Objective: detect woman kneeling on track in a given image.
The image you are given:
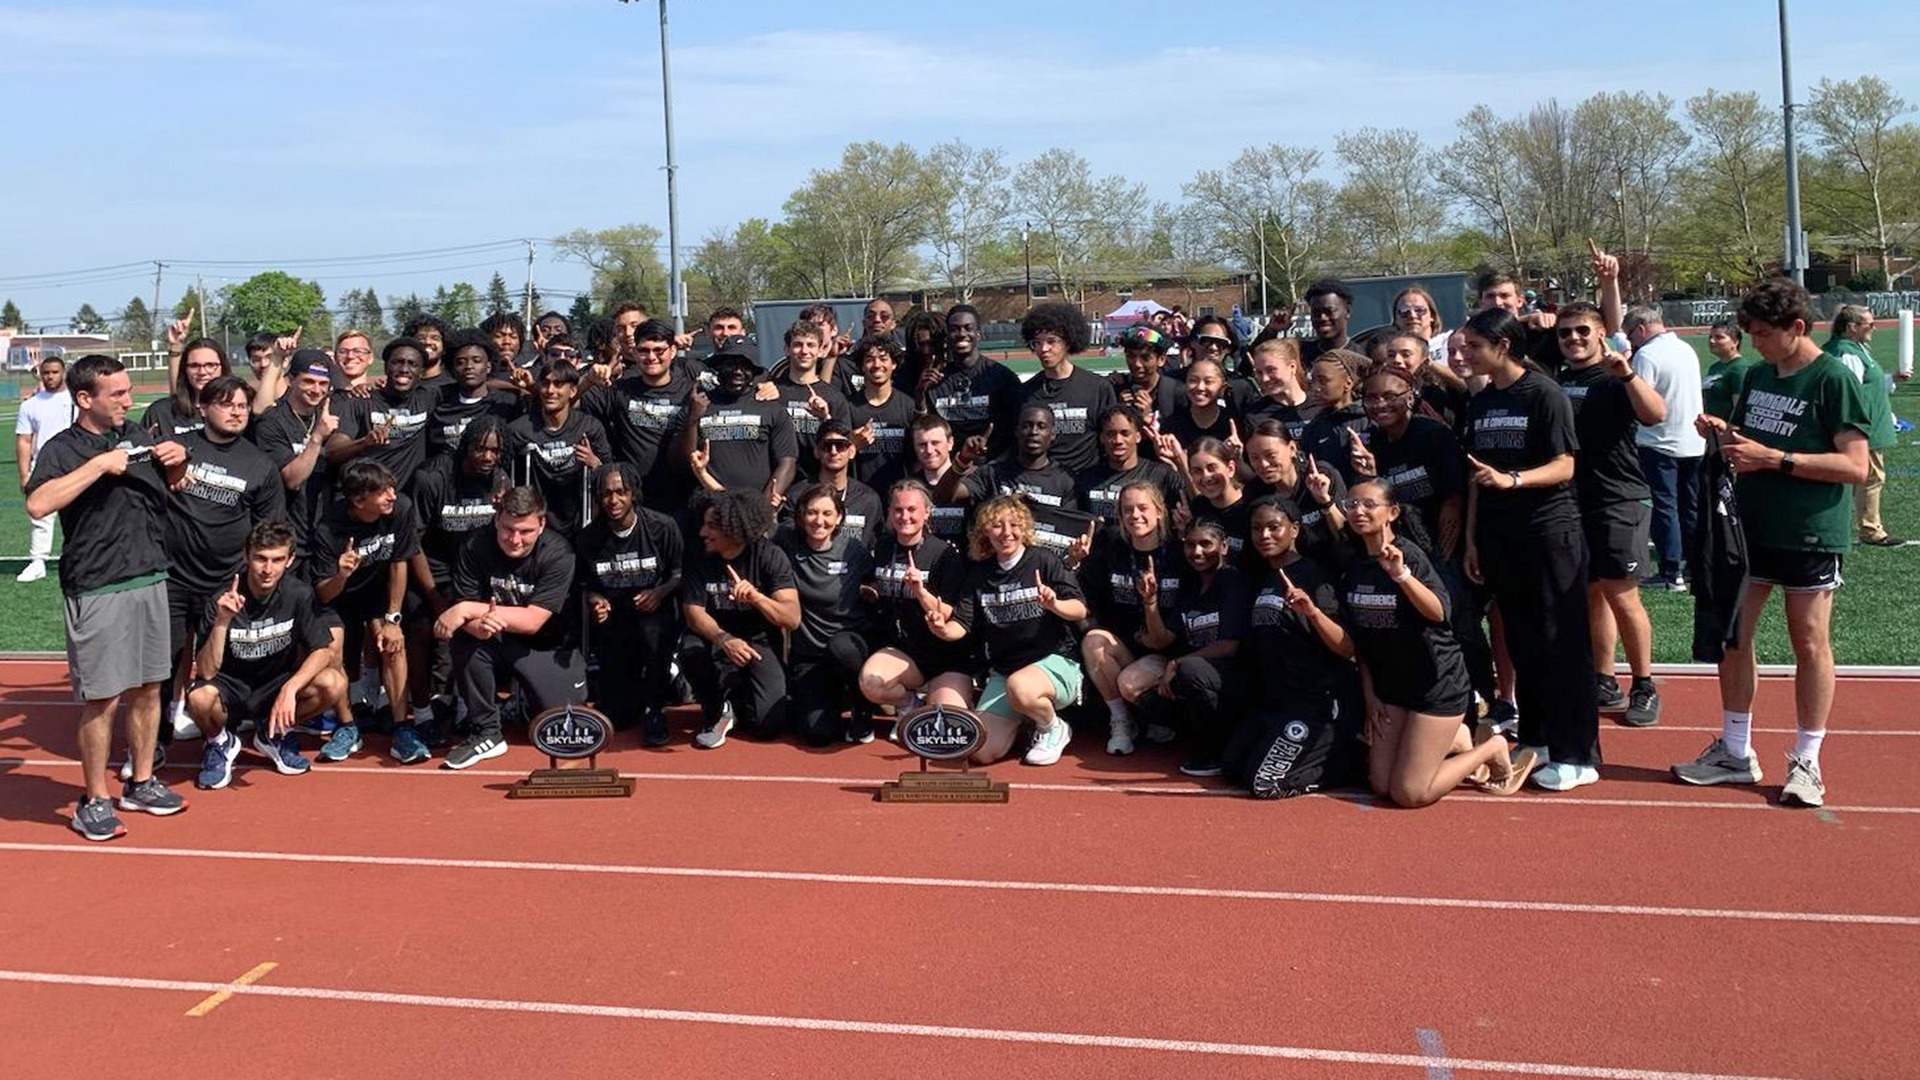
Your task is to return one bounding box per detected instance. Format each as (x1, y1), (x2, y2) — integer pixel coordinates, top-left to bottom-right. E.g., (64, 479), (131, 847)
(1079, 480), (1184, 755)
(858, 480), (977, 727)
(1122, 517), (1249, 777)
(778, 483), (875, 747)
(1340, 478), (1532, 806)
(923, 496), (1088, 766)
(1225, 496), (1364, 797)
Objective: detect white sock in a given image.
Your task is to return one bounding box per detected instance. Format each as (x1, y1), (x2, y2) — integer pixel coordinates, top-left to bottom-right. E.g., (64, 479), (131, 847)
(1793, 728), (1826, 766)
(1107, 699), (1130, 724)
(1721, 710), (1753, 759)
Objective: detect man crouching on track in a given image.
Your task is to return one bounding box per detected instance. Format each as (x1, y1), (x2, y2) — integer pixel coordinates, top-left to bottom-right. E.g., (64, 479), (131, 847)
(187, 520), (349, 789)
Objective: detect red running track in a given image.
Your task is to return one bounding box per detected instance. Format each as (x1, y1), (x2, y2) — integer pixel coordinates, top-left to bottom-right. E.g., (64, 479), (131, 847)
(1, 657), (1916, 1079)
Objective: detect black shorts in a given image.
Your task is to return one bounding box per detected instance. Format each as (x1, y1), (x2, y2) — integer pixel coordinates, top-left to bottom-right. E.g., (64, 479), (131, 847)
(1583, 501), (1650, 582)
(1748, 546), (1844, 593)
(168, 584), (214, 657)
(195, 671), (293, 723)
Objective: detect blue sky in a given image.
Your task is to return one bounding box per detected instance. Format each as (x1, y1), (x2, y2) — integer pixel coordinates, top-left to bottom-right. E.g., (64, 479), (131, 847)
(2, 0), (1916, 328)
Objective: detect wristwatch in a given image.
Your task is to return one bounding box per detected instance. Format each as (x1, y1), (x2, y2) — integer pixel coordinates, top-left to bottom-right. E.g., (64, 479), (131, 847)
(1780, 452), (1796, 476)
(382, 611), (402, 625)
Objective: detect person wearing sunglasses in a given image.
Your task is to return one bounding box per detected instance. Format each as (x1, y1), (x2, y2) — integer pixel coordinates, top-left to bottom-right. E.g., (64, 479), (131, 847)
(1459, 308), (1600, 792)
(1110, 325), (1185, 429)
(780, 418), (881, 549)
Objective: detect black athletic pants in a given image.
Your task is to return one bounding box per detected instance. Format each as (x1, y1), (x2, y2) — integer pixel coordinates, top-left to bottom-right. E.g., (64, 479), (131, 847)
(452, 635), (588, 740)
(1169, 656), (1234, 765)
(1477, 524), (1601, 767)
(678, 633), (788, 739)
(788, 630), (873, 747)
(590, 609), (680, 730)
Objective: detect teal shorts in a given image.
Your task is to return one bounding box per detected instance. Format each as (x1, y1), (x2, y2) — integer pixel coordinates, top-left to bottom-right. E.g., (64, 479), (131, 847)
(977, 654), (1084, 718)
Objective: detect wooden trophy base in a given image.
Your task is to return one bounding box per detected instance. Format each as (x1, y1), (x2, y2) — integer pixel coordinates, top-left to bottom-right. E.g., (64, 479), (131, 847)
(877, 769), (1009, 803)
(508, 767), (635, 799)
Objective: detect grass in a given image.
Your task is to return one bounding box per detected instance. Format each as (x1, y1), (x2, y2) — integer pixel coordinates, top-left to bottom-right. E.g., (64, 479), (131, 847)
(1, 350), (1914, 663)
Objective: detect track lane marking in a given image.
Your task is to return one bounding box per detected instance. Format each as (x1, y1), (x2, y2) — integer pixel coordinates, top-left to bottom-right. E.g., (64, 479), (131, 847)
(1, 842), (1913, 927)
(183, 961), (276, 1016)
(0, 967), (1823, 1080)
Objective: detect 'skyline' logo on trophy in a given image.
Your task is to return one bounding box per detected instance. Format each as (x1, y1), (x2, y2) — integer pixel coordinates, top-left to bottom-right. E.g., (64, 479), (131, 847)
(508, 704), (634, 799)
(878, 704), (1008, 803)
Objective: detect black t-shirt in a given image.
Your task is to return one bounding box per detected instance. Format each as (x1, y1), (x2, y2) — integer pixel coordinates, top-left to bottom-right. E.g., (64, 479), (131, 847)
(929, 360), (1021, 459)
(506, 411), (611, 536)
(1163, 405), (1234, 449)
(1301, 402), (1371, 481)
(141, 398), (205, 439)
(868, 534), (971, 666)
(1248, 469), (1353, 570)
(1368, 418), (1463, 557)
(1238, 395), (1321, 442)
(697, 391), (799, 493)
(778, 530), (873, 655)
(849, 388), (917, 485)
(1558, 363), (1649, 507)
(25, 422), (172, 596)
(306, 495), (422, 609)
(165, 431), (286, 597)
(580, 371), (695, 507)
(250, 397), (329, 544)
(1463, 368), (1581, 533)
(428, 387), (523, 462)
(1078, 458), (1184, 523)
(1415, 375), (1471, 434)
(576, 508), (683, 620)
(1026, 503), (1098, 562)
(1173, 566), (1250, 653)
(1081, 536), (1184, 649)
(907, 466), (973, 545)
(771, 377), (850, 476)
(685, 537), (796, 645)
(967, 458), (1079, 512)
(410, 465), (504, 585)
(1341, 544), (1470, 714)
(780, 475), (882, 549)
(1244, 558), (1356, 698)
(951, 546), (1084, 676)
(334, 385), (437, 489)
(202, 577), (330, 690)
(1193, 493), (1255, 561)
(1018, 367), (1118, 474)
(1110, 371), (1187, 430)
(450, 527), (577, 649)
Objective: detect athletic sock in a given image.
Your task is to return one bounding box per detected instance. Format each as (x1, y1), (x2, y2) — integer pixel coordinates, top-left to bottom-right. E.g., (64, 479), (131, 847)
(1793, 728), (1826, 766)
(1107, 699), (1130, 724)
(1721, 710), (1753, 759)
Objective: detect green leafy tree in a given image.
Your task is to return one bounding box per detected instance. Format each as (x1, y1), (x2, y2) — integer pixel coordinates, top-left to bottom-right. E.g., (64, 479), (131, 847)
(485, 272), (514, 317)
(528, 285), (544, 318)
(552, 224), (669, 316)
(72, 303), (108, 334)
(432, 281), (481, 327)
(1802, 76), (1920, 285)
(117, 297), (153, 345)
(172, 286), (206, 325)
(389, 293), (426, 334)
(221, 271), (325, 335)
(1, 299), (21, 329)
(780, 141), (942, 297)
(567, 294), (595, 332)
(689, 218), (781, 314)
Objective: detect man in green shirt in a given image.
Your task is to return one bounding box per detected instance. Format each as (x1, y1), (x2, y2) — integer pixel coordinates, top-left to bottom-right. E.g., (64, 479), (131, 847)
(1824, 304), (1907, 547)
(1673, 280), (1871, 809)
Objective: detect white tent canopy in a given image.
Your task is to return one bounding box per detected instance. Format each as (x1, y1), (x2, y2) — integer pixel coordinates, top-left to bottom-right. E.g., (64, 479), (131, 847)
(1102, 299), (1170, 324)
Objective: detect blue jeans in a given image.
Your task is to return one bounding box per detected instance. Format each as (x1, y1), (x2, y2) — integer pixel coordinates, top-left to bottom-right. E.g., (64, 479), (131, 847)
(1638, 447), (1700, 577)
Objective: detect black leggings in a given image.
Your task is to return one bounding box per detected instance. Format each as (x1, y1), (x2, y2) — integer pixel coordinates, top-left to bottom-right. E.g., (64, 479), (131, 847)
(678, 634), (788, 738)
(788, 630), (873, 747)
(1439, 557), (1496, 707)
(589, 609), (680, 729)
(452, 635), (588, 741)
(1477, 524), (1600, 767)
(1168, 656), (1234, 764)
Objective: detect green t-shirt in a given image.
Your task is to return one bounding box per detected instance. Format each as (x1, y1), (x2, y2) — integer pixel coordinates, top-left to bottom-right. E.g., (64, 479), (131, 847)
(1824, 340), (1897, 449)
(1730, 353), (1872, 553)
(1701, 355), (1760, 421)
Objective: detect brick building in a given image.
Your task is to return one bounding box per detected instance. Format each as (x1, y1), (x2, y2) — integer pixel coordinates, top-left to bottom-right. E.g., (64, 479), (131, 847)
(883, 262), (1257, 322)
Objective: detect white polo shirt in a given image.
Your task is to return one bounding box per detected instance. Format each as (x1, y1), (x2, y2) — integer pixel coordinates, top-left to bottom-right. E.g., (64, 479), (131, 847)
(15, 388), (76, 470)
(1630, 331), (1707, 457)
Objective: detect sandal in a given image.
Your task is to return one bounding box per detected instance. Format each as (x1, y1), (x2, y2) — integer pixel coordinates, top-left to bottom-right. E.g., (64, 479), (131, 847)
(1483, 748), (1538, 796)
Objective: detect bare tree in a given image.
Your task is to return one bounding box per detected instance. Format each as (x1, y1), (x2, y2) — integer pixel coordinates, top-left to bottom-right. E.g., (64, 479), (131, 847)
(1333, 127), (1446, 274)
(1803, 76), (1919, 284)
(1436, 105), (1529, 272)
(926, 140), (1013, 302)
(781, 141), (940, 297)
(1579, 92), (1691, 258)
(1012, 148), (1150, 305)
(1682, 89), (1782, 282)
(1182, 143), (1334, 307)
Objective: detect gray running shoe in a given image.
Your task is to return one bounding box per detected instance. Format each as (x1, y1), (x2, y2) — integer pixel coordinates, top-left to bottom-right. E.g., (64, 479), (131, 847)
(118, 776), (188, 816)
(1779, 754), (1825, 808)
(71, 796), (126, 842)
(694, 705), (734, 750)
(1672, 738), (1761, 786)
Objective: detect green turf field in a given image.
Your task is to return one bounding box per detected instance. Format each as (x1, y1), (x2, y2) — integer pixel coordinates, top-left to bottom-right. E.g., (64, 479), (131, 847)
(1, 345), (1914, 662)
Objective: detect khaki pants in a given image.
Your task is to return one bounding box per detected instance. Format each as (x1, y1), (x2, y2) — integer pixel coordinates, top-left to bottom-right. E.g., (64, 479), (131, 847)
(1855, 448), (1888, 542)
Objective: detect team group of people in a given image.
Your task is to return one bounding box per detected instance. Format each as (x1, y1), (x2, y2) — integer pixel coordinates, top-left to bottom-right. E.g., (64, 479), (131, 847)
(21, 250), (1883, 841)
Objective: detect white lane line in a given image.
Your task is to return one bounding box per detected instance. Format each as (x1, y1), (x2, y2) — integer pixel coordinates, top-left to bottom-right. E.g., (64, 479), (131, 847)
(1, 842), (1913, 928)
(0, 967), (1821, 1080)
(3, 756), (1919, 815)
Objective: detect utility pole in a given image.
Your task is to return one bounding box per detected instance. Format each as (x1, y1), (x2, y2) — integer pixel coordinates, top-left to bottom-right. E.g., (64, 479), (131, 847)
(657, 0), (683, 333)
(195, 275), (207, 339)
(1023, 223), (1033, 311)
(150, 260), (166, 350)
(1778, 0), (1806, 285)
(523, 239), (536, 329)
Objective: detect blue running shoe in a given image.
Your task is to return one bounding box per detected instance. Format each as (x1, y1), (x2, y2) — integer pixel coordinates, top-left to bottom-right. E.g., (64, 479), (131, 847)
(253, 730), (312, 775)
(294, 709), (341, 737)
(390, 724), (430, 765)
(318, 722), (362, 763)
(196, 730), (243, 790)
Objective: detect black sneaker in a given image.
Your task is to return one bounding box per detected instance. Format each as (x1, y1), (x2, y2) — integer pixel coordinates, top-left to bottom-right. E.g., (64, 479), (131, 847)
(1623, 680), (1661, 727)
(71, 796), (126, 841)
(1595, 675), (1626, 712)
(1862, 534), (1913, 548)
(641, 710), (671, 748)
(118, 776), (188, 816)
(1179, 759), (1224, 778)
(843, 716), (876, 745)
(441, 733), (507, 770)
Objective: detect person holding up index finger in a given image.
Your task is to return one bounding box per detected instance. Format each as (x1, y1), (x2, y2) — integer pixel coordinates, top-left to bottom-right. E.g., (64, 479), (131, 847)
(679, 489), (801, 749)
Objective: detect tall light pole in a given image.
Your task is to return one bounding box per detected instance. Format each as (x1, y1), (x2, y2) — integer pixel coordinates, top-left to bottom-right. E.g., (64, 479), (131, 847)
(1778, 0), (1805, 285)
(620, 0), (684, 332)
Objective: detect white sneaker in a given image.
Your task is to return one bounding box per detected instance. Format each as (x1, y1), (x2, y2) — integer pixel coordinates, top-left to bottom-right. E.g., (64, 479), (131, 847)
(1531, 762), (1600, 791)
(1106, 714), (1135, 755)
(170, 701), (202, 741)
(1023, 719), (1072, 766)
(15, 560), (46, 583)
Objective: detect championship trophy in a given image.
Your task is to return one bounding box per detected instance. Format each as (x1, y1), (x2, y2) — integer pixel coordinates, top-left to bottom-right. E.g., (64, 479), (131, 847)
(507, 703), (634, 799)
(876, 704), (1009, 803)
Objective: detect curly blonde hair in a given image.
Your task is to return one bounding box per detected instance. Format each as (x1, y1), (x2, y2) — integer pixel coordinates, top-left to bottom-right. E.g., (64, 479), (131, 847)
(967, 495), (1035, 561)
